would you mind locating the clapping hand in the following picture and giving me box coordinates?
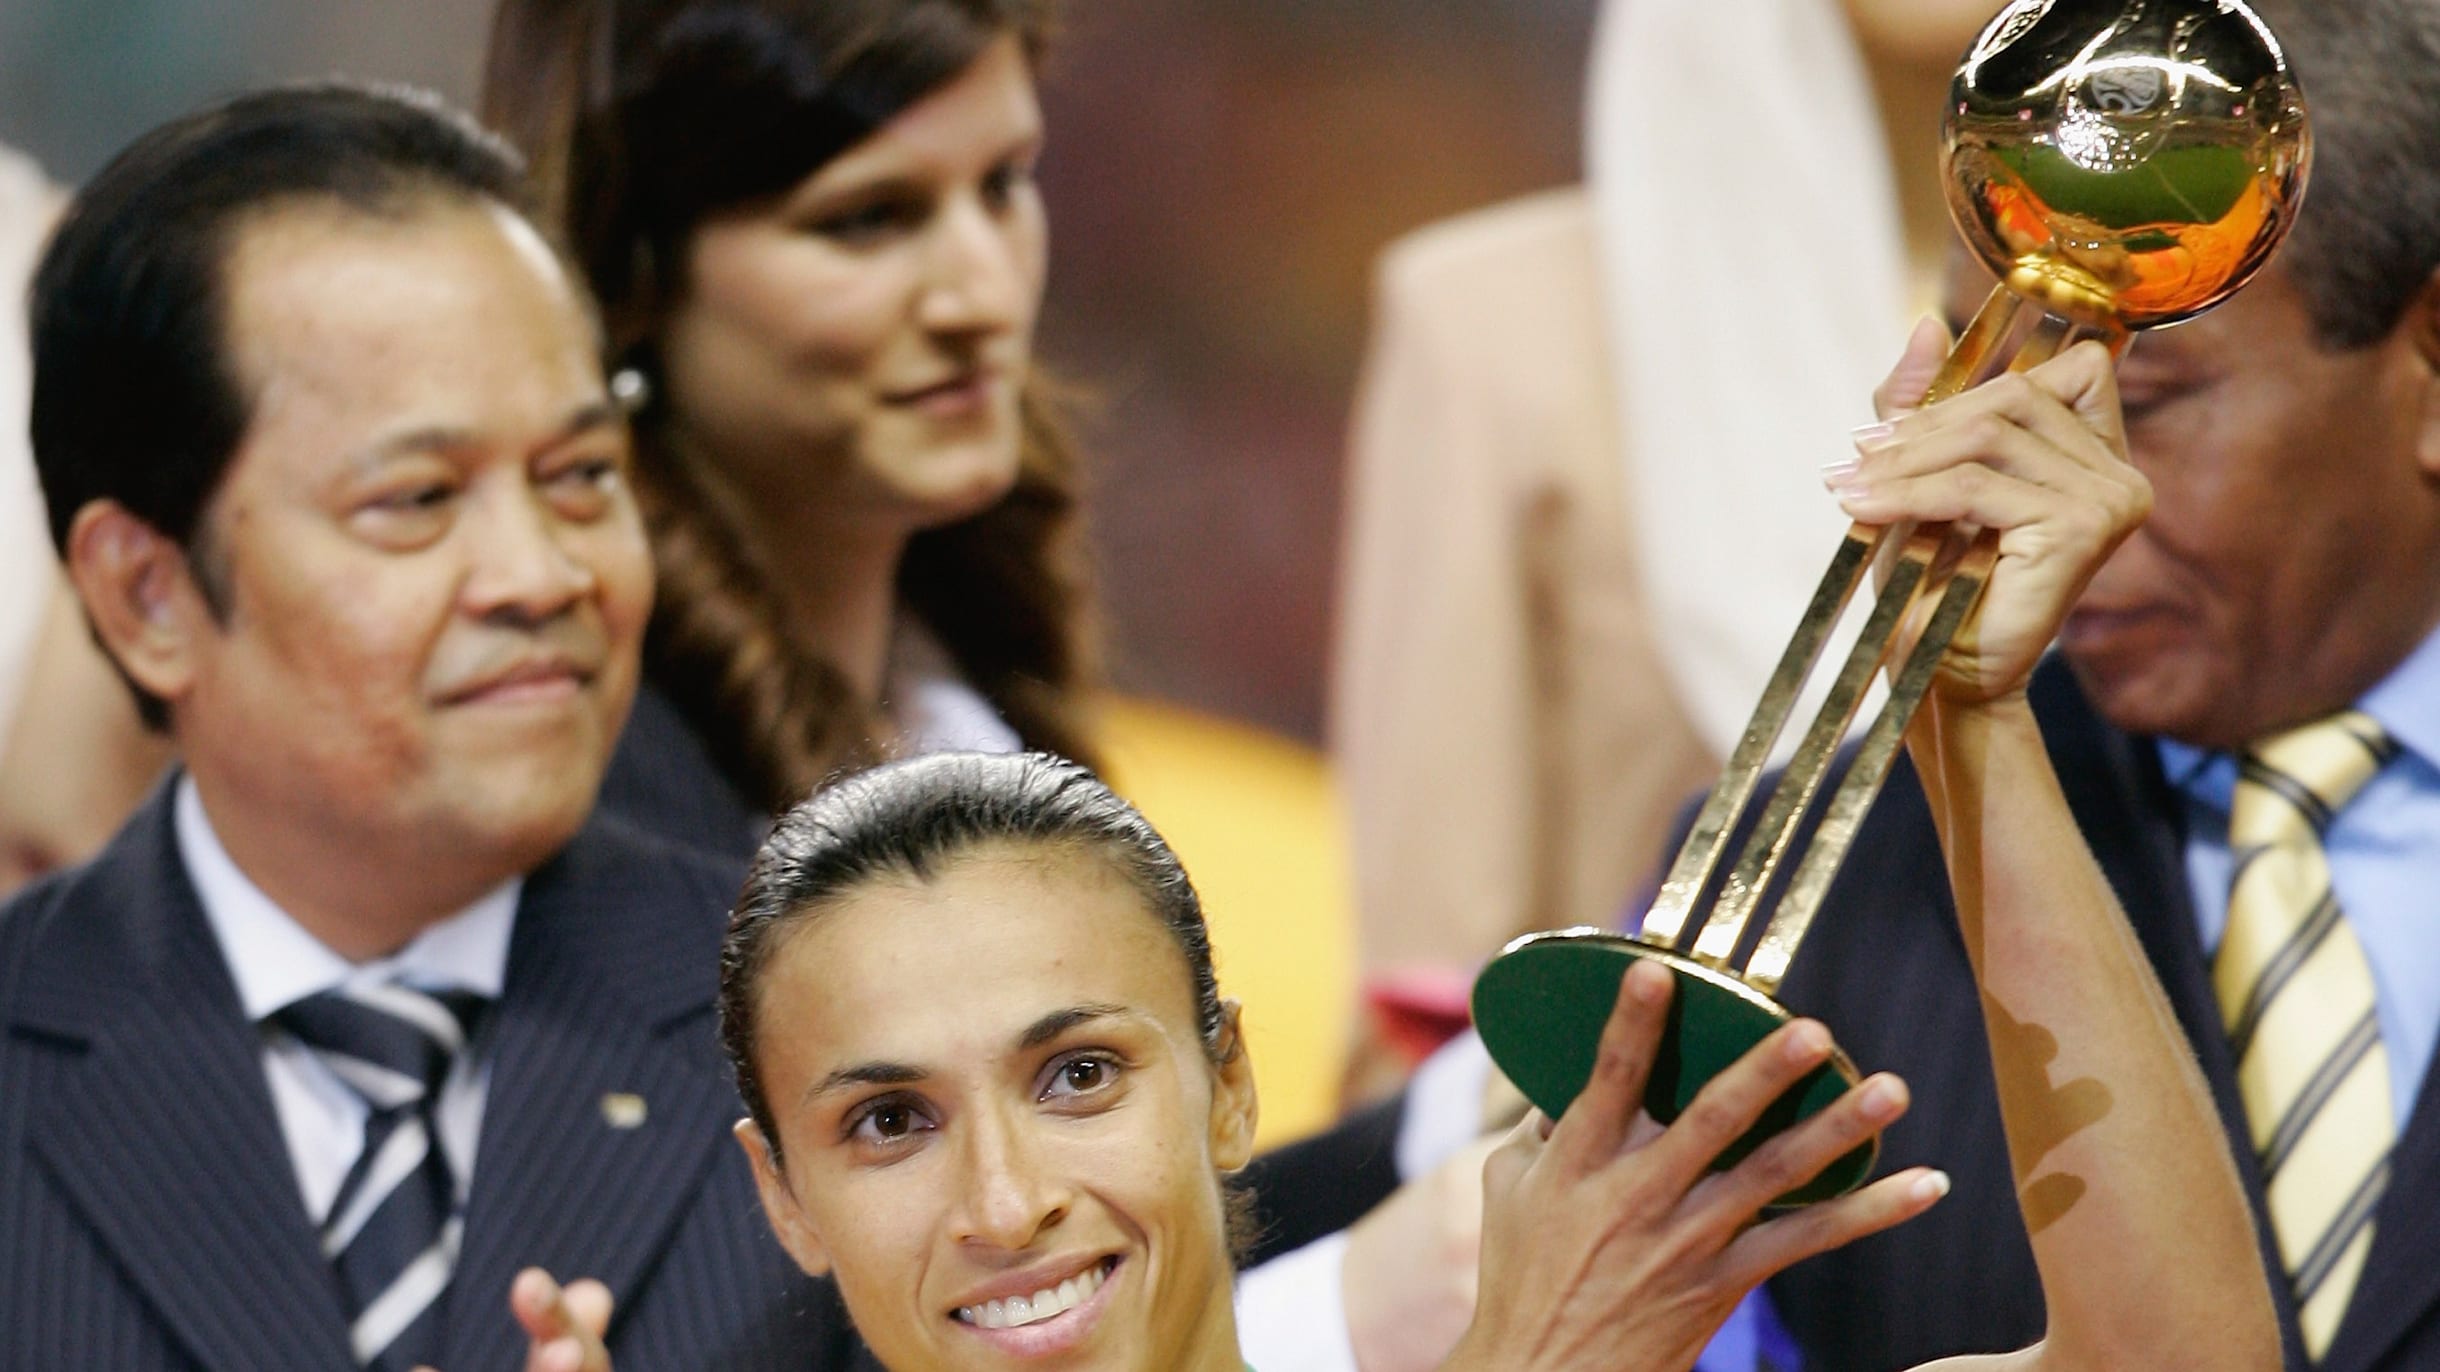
[414,1267,613,1372]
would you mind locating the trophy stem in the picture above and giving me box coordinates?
[1691,528,1940,967]
[1739,312,2132,994]
[2008,311,2076,372]
[1641,527,1880,946]
[1746,528,1997,993]
[1642,284,2126,979]
[1926,283,2027,403]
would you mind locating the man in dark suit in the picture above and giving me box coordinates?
[1752,0,2440,1360]
[1248,1,2440,1368]
[0,86,867,1372]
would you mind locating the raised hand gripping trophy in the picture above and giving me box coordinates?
[1471,0,2311,1202]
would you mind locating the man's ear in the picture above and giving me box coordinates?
[1207,1000,1260,1173]
[734,1118,831,1277]
[2403,270,2440,479]
[62,501,207,711]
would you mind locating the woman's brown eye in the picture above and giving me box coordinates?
[872,1104,912,1137]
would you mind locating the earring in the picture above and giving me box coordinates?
[611,365,653,415]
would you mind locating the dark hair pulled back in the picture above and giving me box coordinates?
[716,751,1230,1167]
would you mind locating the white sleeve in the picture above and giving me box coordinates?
[1234,1231,1359,1372]
[1396,1030,1494,1182]
[1232,1032,1491,1372]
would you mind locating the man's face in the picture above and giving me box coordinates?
[1974,263,2440,748]
[175,198,651,890]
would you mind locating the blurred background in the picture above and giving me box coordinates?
[0,0,1598,743]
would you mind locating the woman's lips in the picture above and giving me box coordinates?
[889,371,1000,420]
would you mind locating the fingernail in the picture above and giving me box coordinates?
[1850,421,1899,452]
[1912,1170,1952,1203]
[1819,455,1862,484]
[1830,480,1874,505]
[1862,1077,1906,1122]
[1785,1021,1831,1063]
[1627,962,1670,1004]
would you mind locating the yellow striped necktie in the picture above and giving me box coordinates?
[2212,710,2399,1360]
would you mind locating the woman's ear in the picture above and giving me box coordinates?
[734,1118,832,1277]
[62,500,207,714]
[1207,1000,1259,1172]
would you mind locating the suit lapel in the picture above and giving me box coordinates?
[2034,664,2316,1369]
[440,823,739,1371]
[11,789,353,1372]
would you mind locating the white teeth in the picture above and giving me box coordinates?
[957,1260,1110,1329]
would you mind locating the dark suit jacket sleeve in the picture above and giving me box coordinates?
[1236,1092,1408,1269]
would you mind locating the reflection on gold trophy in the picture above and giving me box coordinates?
[1470,0,2311,1202]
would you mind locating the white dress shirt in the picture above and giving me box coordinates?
[175,777,520,1222]
[888,622,1024,756]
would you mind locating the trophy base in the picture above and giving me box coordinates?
[1471,930,1875,1205]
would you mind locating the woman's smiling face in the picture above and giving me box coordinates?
[738,841,1257,1372]
[657,33,1048,541]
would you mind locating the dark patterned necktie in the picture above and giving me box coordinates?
[274,983,487,1371]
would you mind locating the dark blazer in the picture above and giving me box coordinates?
[0,784,875,1372]
[1238,1093,1406,1269]
[597,683,767,863]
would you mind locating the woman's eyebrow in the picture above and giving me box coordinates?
[802,1061,925,1106]
[1017,1003,1127,1052]
[798,1005,1134,1106]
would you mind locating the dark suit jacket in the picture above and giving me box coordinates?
[0,784,875,1372]
[1245,659,2440,1371]
[597,683,767,863]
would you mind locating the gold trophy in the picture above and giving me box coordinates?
[1470,0,2311,1202]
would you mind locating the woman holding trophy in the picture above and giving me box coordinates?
[457,1,2294,1368]
[464,322,2277,1371]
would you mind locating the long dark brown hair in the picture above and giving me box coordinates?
[482,0,1098,814]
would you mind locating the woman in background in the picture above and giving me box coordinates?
[484,0,1099,855]
[483,0,1358,1156]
